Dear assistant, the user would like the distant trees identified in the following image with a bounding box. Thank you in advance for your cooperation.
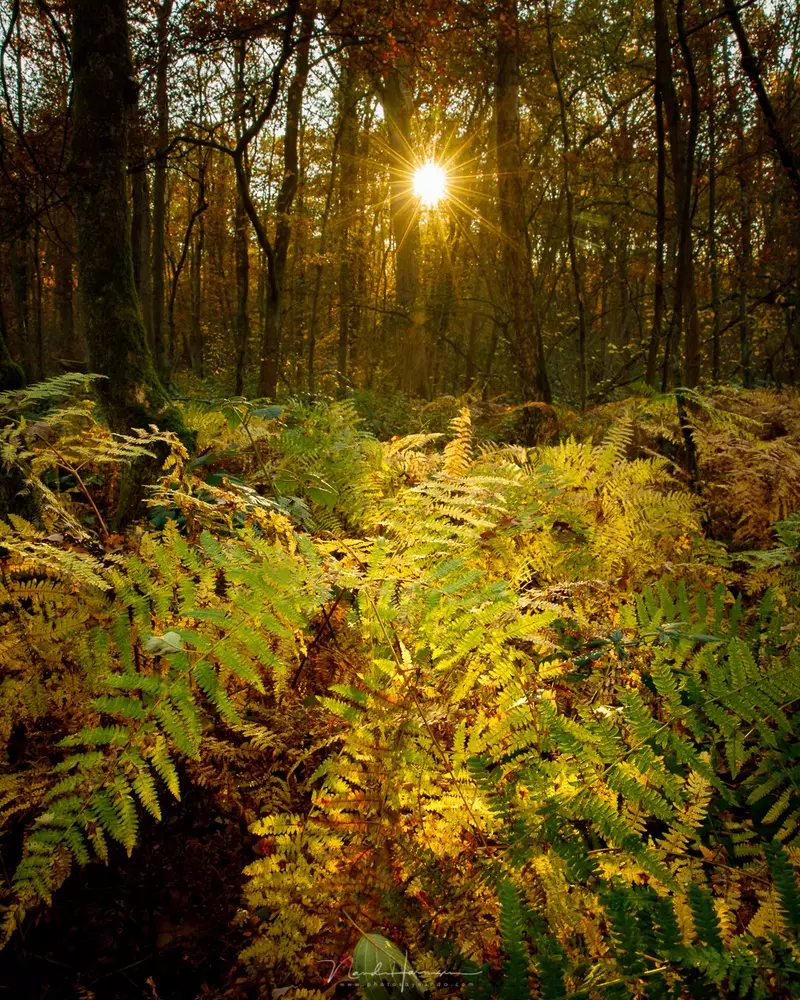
[2,0,800,407]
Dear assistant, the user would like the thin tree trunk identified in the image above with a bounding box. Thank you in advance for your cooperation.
[350,104,373,380]
[167,165,207,375]
[0,298,24,390]
[655,0,699,391]
[495,0,550,440]
[10,236,31,381]
[675,0,700,390]
[483,322,501,401]
[544,0,587,409]
[708,41,721,382]
[53,207,76,361]
[655,0,699,485]
[31,226,44,378]
[130,111,152,348]
[258,7,315,398]
[190,194,205,378]
[647,79,666,387]
[792,215,800,379]
[290,127,308,389]
[233,40,250,395]
[150,0,173,380]
[464,282,485,393]
[0,299,31,520]
[335,56,360,396]
[307,122,341,398]
[429,229,460,396]
[376,58,426,396]
[723,37,753,387]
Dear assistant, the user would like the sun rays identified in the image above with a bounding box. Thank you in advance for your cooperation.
[316,103,516,272]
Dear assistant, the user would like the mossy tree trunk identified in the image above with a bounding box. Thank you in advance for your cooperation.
[150,0,174,380]
[70,0,186,525]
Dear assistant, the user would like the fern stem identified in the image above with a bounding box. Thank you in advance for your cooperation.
[32,432,109,539]
[552,963,671,999]
[362,587,490,849]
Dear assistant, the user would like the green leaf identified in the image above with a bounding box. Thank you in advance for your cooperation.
[143,631,183,656]
[351,933,426,1000]
[250,405,284,420]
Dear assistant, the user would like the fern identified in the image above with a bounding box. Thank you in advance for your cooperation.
[2,510,326,938]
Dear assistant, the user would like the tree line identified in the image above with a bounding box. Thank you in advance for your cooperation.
[1,0,800,432]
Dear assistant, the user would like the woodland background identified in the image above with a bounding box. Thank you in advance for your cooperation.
[2,0,800,406]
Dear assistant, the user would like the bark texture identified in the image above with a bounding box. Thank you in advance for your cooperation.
[70,0,186,523]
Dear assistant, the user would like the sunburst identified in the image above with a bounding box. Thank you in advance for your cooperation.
[413,162,447,207]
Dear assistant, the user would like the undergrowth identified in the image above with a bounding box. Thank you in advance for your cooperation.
[2,378,800,998]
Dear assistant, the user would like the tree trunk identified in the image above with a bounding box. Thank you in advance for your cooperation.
[150,0,174,380]
[379,58,426,396]
[707,40,721,383]
[545,0,587,409]
[70,0,186,526]
[0,299,25,390]
[429,229,459,396]
[336,55,360,396]
[190,197,205,378]
[647,78,666,387]
[723,38,753,387]
[655,0,700,390]
[258,8,314,399]
[167,164,207,376]
[233,41,251,395]
[130,113,152,348]
[291,128,308,388]
[495,0,550,436]
[307,113,341,398]
[464,286,484,393]
[30,226,45,378]
[53,207,76,361]
[792,215,800,379]
[10,236,32,381]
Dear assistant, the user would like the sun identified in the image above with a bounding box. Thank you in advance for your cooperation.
[413,162,447,207]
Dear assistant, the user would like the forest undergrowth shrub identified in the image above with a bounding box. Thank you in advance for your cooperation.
[182,395,382,534]
[0,373,184,533]
[558,388,800,553]
[239,410,800,996]
[0,512,327,943]
[243,503,800,996]
[368,408,713,594]
[0,380,331,943]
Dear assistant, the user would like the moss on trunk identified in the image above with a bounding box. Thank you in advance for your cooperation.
[70,0,189,525]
